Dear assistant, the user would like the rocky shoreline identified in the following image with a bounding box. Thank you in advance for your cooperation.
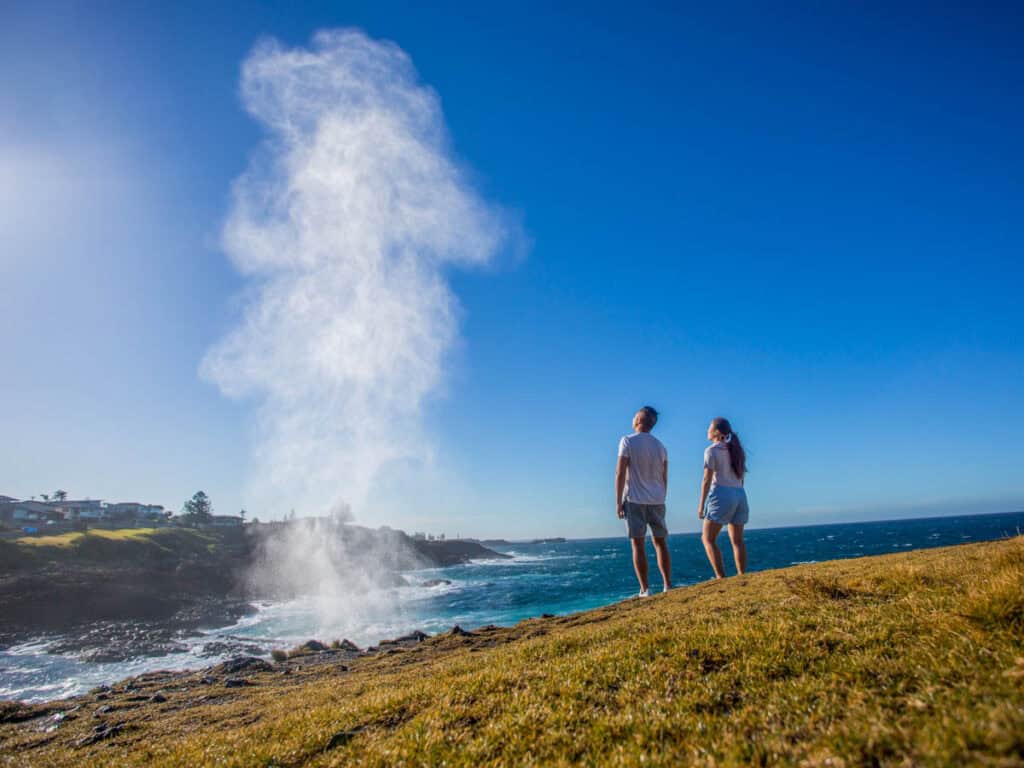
[0,525,509,657]
[32,600,263,663]
[0,624,483,732]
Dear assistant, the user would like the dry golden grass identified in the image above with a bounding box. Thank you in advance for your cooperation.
[2,537,1022,767]
[15,528,163,548]
[1,527,229,568]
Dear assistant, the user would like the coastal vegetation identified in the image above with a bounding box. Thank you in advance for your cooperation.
[2,536,1021,766]
[180,490,214,527]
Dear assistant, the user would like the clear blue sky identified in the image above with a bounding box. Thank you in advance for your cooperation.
[2,1,1022,538]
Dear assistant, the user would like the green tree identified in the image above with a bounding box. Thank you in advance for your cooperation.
[53,490,68,502]
[182,491,213,526]
[40,493,49,501]
[239,509,247,522]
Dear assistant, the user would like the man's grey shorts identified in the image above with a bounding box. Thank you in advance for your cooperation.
[704,485,750,525]
[624,501,668,539]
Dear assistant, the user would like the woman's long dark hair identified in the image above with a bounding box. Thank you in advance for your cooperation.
[711,417,747,479]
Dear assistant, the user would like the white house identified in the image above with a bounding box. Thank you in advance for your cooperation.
[58,500,106,520]
[104,502,166,521]
[10,500,57,522]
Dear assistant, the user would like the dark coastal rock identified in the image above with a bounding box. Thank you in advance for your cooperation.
[40,709,78,733]
[200,640,268,658]
[172,600,256,631]
[224,678,251,688]
[0,700,55,724]
[448,625,474,637]
[297,640,328,653]
[76,722,123,746]
[38,602,256,664]
[337,639,360,652]
[383,630,429,644]
[422,579,452,587]
[325,726,365,750]
[78,640,189,663]
[212,656,274,675]
[410,540,513,567]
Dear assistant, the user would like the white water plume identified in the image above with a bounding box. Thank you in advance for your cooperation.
[245,517,424,637]
[202,29,514,521]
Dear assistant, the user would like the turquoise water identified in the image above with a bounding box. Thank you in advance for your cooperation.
[2,510,1021,702]
[387,509,1024,629]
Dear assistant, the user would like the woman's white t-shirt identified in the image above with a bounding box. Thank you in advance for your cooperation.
[704,442,743,488]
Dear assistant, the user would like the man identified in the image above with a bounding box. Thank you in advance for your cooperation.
[616,406,672,596]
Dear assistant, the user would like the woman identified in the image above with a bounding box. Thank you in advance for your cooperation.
[697,417,748,578]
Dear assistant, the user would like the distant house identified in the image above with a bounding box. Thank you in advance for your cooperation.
[0,495,17,503]
[209,515,244,528]
[105,502,167,522]
[9,501,57,523]
[0,500,16,524]
[141,504,167,520]
[57,500,106,520]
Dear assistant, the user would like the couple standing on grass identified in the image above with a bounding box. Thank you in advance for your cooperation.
[615,407,749,596]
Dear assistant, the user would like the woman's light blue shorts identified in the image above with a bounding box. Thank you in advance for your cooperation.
[705,485,749,525]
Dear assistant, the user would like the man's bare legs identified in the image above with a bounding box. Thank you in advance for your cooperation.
[652,536,672,590]
[702,520,726,579]
[630,537,649,593]
[632,536,672,593]
[727,524,747,575]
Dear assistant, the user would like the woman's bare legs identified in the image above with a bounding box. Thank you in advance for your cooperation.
[727,523,747,575]
[701,520,726,579]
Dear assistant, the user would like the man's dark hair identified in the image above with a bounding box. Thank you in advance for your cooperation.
[637,406,659,429]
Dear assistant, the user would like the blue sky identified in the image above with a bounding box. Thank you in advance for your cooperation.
[1,1,1022,538]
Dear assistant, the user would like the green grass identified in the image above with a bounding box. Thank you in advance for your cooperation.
[0,527,234,570]
[2,537,1023,767]
[16,528,163,548]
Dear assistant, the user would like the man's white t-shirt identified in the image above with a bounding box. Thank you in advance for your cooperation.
[618,432,668,505]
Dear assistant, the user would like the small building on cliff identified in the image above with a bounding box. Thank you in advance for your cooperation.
[53,500,105,520]
[105,502,167,522]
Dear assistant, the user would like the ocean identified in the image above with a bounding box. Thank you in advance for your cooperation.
[2,510,1022,703]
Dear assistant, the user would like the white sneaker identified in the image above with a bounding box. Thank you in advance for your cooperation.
[638,589,650,598]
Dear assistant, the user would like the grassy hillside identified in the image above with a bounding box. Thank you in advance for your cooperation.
[2,537,1022,767]
[0,527,254,638]
[0,527,241,570]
